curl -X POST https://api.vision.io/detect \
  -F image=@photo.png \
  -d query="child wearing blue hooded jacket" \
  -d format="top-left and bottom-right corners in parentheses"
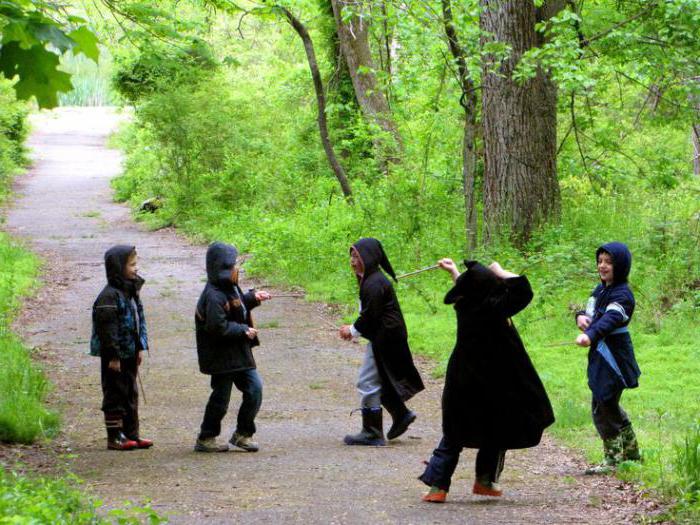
top-left (574, 242), bottom-right (641, 474)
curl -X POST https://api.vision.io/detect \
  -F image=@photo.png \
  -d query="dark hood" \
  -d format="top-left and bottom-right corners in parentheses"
top-left (596, 242), bottom-right (632, 284)
top-left (351, 237), bottom-right (396, 281)
top-left (206, 241), bottom-right (237, 289)
top-left (104, 245), bottom-right (143, 296)
top-left (444, 260), bottom-right (503, 305)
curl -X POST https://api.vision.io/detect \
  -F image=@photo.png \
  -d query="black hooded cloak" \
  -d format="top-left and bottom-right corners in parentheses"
top-left (441, 261), bottom-right (554, 449)
top-left (351, 238), bottom-right (425, 401)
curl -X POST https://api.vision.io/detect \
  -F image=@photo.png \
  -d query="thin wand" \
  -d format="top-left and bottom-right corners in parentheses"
top-left (396, 264), bottom-right (440, 280)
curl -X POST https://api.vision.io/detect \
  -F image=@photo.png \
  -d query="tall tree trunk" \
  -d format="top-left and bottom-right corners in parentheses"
top-left (480, 0), bottom-right (565, 244)
top-left (281, 7), bottom-right (353, 200)
top-left (442, 0), bottom-right (479, 251)
top-left (330, 0), bottom-right (402, 167)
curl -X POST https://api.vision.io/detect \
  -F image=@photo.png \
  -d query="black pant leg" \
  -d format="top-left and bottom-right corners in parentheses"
top-left (475, 448), bottom-right (506, 484)
top-left (592, 390), bottom-right (631, 440)
top-left (199, 374), bottom-right (235, 439)
top-left (101, 355), bottom-right (129, 423)
top-left (122, 357), bottom-right (139, 439)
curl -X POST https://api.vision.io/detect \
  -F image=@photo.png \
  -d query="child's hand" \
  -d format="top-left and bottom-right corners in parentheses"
top-left (108, 358), bottom-right (121, 372)
top-left (576, 315), bottom-right (591, 331)
top-left (246, 327), bottom-right (258, 340)
top-left (255, 291), bottom-right (271, 302)
top-left (339, 325), bottom-right (353, 341)
top-left (576, 334), bottom-right (591, 347)
top-left (438, 258), bottom-right (460, 280)
top-left (489, 261), bottom-right (518, 279)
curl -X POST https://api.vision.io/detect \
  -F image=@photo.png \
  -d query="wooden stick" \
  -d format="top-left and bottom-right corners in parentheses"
top-left (396, 264), bottom-right (440, 280)
top-left (273, 293), bottom-right (306, 298)
top-left (541, 341), bottom-right (578, 347)
top-left (137, 369), bottom-right (147, 405)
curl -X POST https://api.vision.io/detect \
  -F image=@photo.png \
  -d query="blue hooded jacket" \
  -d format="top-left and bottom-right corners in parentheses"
top-left (581, 242), bottom-right (641, 401)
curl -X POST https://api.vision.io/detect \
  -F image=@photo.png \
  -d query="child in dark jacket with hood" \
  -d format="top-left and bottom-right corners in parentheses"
top-left (91, 245), bottom-right (152, 450)
top-left (339, 237), bottom-right (425, 446)
top-left (194, 242), bottom-right (271, 453)
top-left (575, 242), bottom-right (641, 474)
top-left (419, 259), bottom-right (554, 502)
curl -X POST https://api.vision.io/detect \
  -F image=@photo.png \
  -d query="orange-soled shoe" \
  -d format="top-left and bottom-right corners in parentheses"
top-left (472, 481), bottom-right (502, 497)
top-left (422, 488), bottom-right (448, 503)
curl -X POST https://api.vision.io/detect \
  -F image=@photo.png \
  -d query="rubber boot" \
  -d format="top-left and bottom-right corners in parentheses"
top-left (383, 394), bottom-right (416, 440)
top-left (620, 424), bottom-right (641, 462)
top-left (344, 407), bottom-right (386, 446)
top-left (585, 435), bottom-right (622, 475)
top-left (106, 426), bottom-right (138, 451)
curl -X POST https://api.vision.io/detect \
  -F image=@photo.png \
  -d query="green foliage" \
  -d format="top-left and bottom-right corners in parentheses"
top-left (59, 51), bottom-right (117, 107)
top-left (0, 1), bottom-right (99, 108)
top-left (111, 40), bottom-right (216, 103)
top-left (0, 469), bottom-right (166, 524)
top-left (0, 232), bottom-right (59, 443)
top-left (0, 77), bottom-right (28, 192)
top-left (0, 470), bottom-right (104, 524)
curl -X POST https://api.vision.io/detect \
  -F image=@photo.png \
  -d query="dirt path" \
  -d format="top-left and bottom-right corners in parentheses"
top-left (5, 108), bottom-right (652, 524)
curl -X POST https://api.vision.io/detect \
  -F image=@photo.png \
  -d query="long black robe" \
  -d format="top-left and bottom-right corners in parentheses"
top-left (442, 261), bottom-right (554, 449)
top-left (352, 238), bottom-right (425, 401)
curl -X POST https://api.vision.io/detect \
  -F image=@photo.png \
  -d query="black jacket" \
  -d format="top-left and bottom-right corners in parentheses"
top-left (90, 245), bottom-right (148, 360)
top-left (442, 261), bottom-right (554, 449)
top-left (351, 238), bottom-right (424, 401)
top-left (195, 242), bottom-right (260, 375)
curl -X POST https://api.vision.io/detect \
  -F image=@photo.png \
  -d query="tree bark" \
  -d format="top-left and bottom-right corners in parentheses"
top-left (330, 0), bottom-right (402, 167)
top-left (442, 0), bottom-right (479, 251)
top-left (480, 0), bottom-right (565, 244)
top-left (281, 7), bottom-right (353, 200)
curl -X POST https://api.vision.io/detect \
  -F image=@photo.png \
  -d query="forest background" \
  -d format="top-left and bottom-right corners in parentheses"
top-left (0, 0), bottom-right (699, 522)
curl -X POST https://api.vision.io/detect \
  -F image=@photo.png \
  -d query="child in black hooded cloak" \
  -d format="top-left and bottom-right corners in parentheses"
top-left (339, 237), bottom-right (425, 445)
top-left (419, 259), bottom-right (554, 502)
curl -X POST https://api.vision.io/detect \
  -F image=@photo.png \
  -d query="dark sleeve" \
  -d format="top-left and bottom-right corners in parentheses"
top-left (584, 287), bottom-right (634, 342)
top-left (94, 290), bottom-right (120, 361)
top-left (205, 292), bottom-right (248, 339)
top-left (482, 276), bottom-right (533, 318)
top-left (353, 279), bottom-right (386, 339)
top-left (242, 289), bottom-right (260, 311)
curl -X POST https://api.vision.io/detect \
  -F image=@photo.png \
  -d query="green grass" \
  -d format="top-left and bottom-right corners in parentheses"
top-left (0, 233), bottom-right (59, 443)
top-left (58, 51), bottom-right (117, 107)
top-left (0, 469), bottom-right (166, 524)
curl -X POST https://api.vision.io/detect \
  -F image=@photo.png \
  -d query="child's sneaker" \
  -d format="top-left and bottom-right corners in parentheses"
top-left (472, 481), bottom-right (502, 497)
top-left (229, 432), bottom-right (259, 452)
top-left (194, 437), bottom-right (229, 452)
top-left (421, 486), bottom-right (447, 503)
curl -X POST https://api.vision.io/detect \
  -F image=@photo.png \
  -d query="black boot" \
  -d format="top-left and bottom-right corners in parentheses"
top-left (344, 408), bottom-right (386, 446)
top-left (382, 392), bottom-right (417, 440)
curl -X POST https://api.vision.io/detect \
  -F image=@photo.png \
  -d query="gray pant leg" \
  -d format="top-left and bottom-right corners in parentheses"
top-left (356, 343), bottom-right (382, 409)
top-left (592, 390), bottom-right (631, 440)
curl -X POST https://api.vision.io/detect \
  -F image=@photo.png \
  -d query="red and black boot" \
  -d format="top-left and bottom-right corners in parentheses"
top-left (105, 415), bottom-right (138, 451)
